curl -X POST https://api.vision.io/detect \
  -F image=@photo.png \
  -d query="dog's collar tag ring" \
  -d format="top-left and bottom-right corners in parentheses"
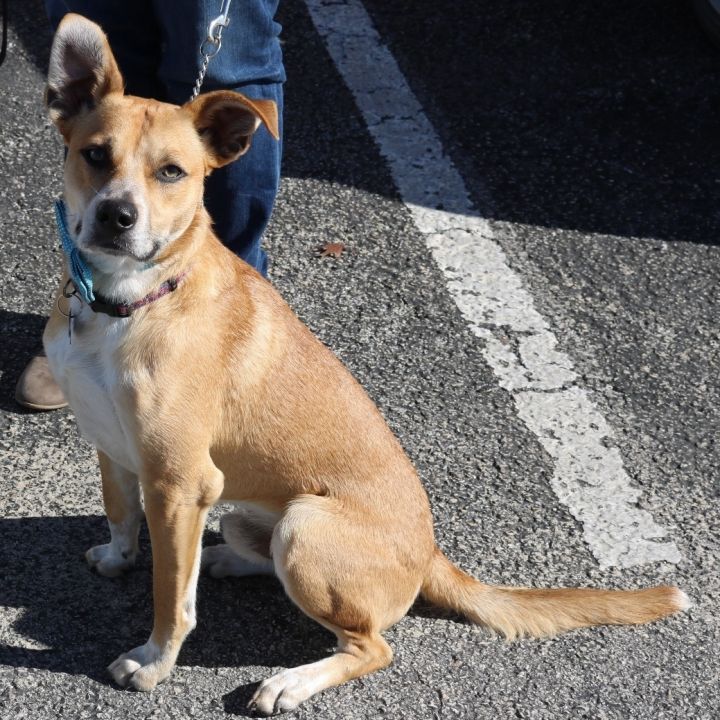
top-left (57, 278), bottom-right (82, 343)
top-left (54, 199), bottom-right (95, 305)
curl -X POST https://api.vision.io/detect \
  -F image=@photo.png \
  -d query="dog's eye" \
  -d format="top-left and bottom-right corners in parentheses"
top-left (157, 165), bottom-right (186, 182)
top-left (81, 146), bottom-right (108, 167)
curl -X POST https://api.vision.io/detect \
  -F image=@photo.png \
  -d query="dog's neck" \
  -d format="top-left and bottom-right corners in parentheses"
top-left (89, 258), bottom-right (166, 303)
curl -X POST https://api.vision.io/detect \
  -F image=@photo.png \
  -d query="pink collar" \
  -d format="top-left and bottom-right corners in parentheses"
top-left (67, 270), bottom-right (189, 318)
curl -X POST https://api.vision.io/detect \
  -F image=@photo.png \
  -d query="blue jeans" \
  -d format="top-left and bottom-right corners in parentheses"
top-left (45, 0), bottom-right (285, 276)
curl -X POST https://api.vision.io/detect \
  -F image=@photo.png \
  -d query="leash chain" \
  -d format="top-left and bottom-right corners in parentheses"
top-left (190, 0), bottom-right (233, 101)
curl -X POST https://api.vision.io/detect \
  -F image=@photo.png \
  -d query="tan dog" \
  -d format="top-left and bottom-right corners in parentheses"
top-left (43, 14), bottom-right (687, 715)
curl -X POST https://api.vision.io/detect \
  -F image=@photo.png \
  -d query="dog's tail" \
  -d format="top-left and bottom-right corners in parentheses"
top-left (420, 548), bottom-right (688, 639)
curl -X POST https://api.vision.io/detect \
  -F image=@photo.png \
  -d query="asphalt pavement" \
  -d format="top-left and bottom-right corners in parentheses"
top-left (1, 1), bottom-right (718, 718)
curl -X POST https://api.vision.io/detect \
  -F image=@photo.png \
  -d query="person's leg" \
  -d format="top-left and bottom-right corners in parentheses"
top-left (154, 0), bottom-right (285, 275)
top-left (203, 83), bottom-right (282, 276)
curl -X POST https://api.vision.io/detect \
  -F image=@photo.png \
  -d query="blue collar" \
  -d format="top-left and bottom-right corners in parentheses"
top-left (54, 199), bottom-right (96, 304)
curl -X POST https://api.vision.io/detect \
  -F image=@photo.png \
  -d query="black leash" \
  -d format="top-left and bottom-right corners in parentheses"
top-left (0, 0), bottom-right (7, 67)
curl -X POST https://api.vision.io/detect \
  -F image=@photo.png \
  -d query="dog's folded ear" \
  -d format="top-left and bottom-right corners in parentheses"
top-left (184, 91), bottom-right (280, 170)
top-left (46, 13), bottom-right (124, 133)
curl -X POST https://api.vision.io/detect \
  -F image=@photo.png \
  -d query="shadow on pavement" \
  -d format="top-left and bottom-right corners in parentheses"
top-left (289, 0), bottom-right (720, 246)
top-left (223, 681), bottom-right (263, 717)
top-left (4, 0), bottom-right (50, 73)
top-left (0, 516), bottom-right (334, 684)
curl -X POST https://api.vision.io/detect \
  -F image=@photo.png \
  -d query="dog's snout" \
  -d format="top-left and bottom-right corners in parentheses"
top-left (96, 199), bottom-right (138, 233)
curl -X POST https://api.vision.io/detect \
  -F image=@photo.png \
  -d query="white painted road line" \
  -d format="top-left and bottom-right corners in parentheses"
top-left (304, 0), bottom-right (681, 568)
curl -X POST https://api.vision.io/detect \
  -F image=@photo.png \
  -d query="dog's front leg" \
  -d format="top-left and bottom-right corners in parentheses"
top-left (86, 451), bottom-right (143, 577)
top-left (108, 460), bottom-right (223, 691)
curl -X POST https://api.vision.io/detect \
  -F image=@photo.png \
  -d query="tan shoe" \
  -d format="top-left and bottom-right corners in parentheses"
top-left (15, 353), bottom-right (68, 411)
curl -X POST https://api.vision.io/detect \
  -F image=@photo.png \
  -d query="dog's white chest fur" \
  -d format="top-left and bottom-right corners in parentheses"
top-left (45, 305), bottom-right (141, 473)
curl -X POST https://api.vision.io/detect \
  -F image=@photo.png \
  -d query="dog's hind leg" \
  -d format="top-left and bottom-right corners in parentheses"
top-left (251, 625), bottom-right (393, 715)
top-left (86, 451), bottom-right (143, 577)
top-left (249, 494), bottom-right (428, 715)
top-left (201, 502), bottom-right (278, 578)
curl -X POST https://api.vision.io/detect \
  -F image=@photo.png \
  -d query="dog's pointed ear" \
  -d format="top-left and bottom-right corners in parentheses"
top-left (184, 91), bottom-right (280, 169)
top-left (46, 13), bottom-right (124, 132)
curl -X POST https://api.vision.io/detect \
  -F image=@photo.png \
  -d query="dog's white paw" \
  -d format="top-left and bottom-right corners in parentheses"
top-left (249, 667), bottom-right (320, 715)
top-left (201, 544), bottom-right (274, 579)
top-left (108, 641), bottom-right (172, 691)
top-left (86, 543), bottom-right (136, 577)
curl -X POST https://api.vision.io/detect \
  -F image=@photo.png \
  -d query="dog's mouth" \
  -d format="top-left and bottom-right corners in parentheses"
top-left (84, 235), bottom-right (161, 264)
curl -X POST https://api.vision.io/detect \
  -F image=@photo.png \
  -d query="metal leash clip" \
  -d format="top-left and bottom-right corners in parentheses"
top-left (191, 0), bottom-right (233, 101)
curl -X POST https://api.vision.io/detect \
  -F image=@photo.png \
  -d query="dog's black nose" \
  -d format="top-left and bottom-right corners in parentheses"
top-left (96, 199), bottom-right (138, 233)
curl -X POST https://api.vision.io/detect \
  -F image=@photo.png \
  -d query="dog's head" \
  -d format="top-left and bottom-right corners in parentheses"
top-left (47, 13), bottom-right (279, 272)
